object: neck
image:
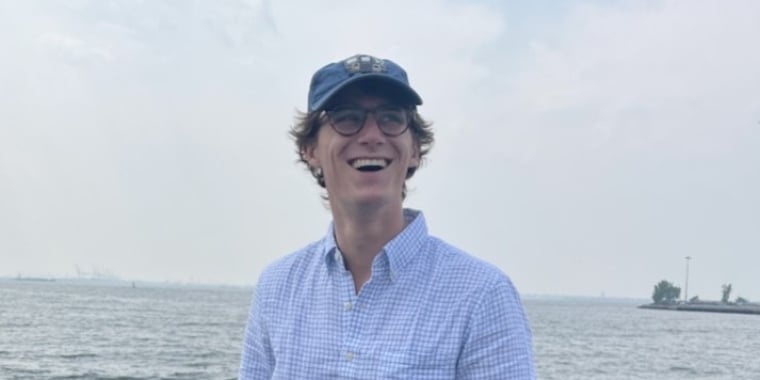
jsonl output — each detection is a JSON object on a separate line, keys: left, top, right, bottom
{"left": 331, "top": 201, "right": 406, "bottom": 293}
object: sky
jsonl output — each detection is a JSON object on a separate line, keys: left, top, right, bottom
{"left": 1, "top": 0, "right": 758, "bottom": 299}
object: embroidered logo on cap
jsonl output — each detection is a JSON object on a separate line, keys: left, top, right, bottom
{"left": 343, "top": 55, "right": 387, "bottom": 74}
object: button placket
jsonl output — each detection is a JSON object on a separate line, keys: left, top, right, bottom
{"left": 338, "top": 268, "right": 361, "bottom": 372}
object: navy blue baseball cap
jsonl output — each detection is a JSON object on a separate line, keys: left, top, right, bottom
{"left": 307, "top": 54, "right": 423, "bottom": 112}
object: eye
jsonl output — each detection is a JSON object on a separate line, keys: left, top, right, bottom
{"left": 376, "top": 108, "right": 406, "bottom": 124}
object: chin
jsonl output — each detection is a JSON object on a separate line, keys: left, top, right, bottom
{"left": 351, "top": 191, "right": 399, "bottom": 207}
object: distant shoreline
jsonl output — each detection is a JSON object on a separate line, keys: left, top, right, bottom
{"left": 0, "top": 276, "right": 253, "bottom": 291}
{"left": 639, "top": 302, "right": 760, "bottom": 315}
{"left": 12, "top": 276, "right": 56, "bottom": 282}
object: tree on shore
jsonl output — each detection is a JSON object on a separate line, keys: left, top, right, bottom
{"left": 652, "top": 280, "right": 681, "bottom": 304}
{"left": 721, "top": 283, "right": 732, "bottom": 303}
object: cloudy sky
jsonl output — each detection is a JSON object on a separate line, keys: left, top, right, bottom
{"left": 2, "top": 0, "right": 758, "bottom": 299}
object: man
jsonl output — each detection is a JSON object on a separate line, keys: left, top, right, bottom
{"left": 239, "top": 54, "right": 535, "bottom": 379}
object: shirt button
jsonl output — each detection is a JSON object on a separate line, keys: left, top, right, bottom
{"left": 344, "top": 302, "right": 353, "bottom": 311}
{"left": 345, "top": 351, "right": 355, "bottom": 362}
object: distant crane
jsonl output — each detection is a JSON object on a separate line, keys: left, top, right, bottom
{"left": 684, "top": 256, "right": 692, "bottom": 302}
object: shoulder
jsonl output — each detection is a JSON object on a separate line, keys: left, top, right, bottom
{"left": 254, "top": 240, "right": 324, "bottom": 302}
{"left": 402, "top": 235, "right": 526, "bottom": 318}
{"left": 425, "top": 236, "right": 518, "bottom": 293}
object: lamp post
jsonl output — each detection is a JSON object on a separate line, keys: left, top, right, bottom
{"left": 684, "top": 256, "right": 692, "bottom": 302}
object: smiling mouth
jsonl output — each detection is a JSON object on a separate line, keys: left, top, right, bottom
{"left": 350, "top": 158, "right": 390, "bottom": 172}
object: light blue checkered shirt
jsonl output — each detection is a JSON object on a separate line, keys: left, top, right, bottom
{"left": 239, "top": 209, "right": 535, "bottom": 379}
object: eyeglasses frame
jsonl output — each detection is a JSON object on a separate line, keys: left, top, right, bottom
{"left": 321, "top": 105, "right": 412, "bottom": 137}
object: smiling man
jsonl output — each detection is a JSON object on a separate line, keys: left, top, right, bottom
{"left": 239, "top": 54, "right": 535, "bottom": 379}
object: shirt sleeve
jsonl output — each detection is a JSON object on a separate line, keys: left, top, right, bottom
{"left": 239, "top": 282, "right": 274, "bottom": 380}
{"left": 456, "top": 281, "right": 536, "bottom": 380}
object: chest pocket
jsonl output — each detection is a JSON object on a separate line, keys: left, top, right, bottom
{"left": 376, "top": 350, "right": 455, "bottom": 379}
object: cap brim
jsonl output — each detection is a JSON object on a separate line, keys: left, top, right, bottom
{"left": 310, "top": 74, "right": 423, "bottom": 111}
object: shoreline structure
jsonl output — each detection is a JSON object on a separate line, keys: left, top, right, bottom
{"left": 639, "top": 302, "right": 760, "bottom": 315}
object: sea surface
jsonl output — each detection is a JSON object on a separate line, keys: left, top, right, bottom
{"left": 2, "top": 280, "right": 759, "bottom": 379}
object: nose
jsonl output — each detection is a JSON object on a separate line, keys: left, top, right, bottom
{"left": 355, "top": 113, "right": 385, "bottom": 145}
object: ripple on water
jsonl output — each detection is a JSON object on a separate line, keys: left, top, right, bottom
{"left": 60, "top": 353, "right": 98, "bottom": 359}
{"left": 668, "top": 365, "right": 698, "bottom": 374}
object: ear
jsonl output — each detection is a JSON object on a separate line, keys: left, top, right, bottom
{"left": 303, "top": 143, "right": 320, "bottom": 168}
{"left": 410, "top": 143, "right": 421, "bottom": 168}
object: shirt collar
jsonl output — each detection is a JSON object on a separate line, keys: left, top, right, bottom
{"left": 322, "top": 222, "right": 342, "bottom": 272}
{"left": 383, "top": 209, "right": 427, "bottom": 281}
{"left": 321, "top": 208, "right": 428, "bottom": 281}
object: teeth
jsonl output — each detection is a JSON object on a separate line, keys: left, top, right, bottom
{"left": 352, "top": 158, "right": 388, "bottom": 169}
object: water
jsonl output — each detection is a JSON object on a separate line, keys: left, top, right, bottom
{"left": 2, "top": 281, "right": 759, "bottom": 379}
{"left": 1, "top": 280, "right": 249, "bottom": 379}
{"left": 528, "top": 297, "right": 760, "bottom": 380}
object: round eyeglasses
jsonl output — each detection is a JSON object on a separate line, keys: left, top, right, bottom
{"left": 324, "top": 106, "right": 410, "bottom": 136}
